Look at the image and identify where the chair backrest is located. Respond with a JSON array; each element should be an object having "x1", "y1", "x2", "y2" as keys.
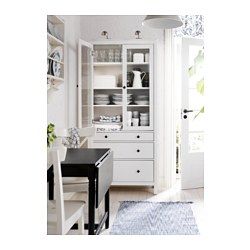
[{"x1": 51, "y1": 149, "x2": 65, "y2": 234}]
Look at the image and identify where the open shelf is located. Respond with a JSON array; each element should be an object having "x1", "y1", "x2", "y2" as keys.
[
  {"x1": 47, "y1": 15, "x2": 64, "y2": 24},
  {"x1": 47, "y1": 74, "x2": 64, "y2": 82},
  {"x1": 47, "y1": 32, "x2": 64, "y2": 46},
  {"x1": 47, "y1": 56, "x2": 64, "y2": 64}
]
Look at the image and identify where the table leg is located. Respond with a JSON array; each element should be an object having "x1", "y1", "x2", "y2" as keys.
[
  {"x1": 105, "y1": 189, "x2": 110, "y2": 229},
  {"x1": 88, "y1": 177, "x2": 95, "y2": 235},
  {"x1": 48, "y1": 175, "x2": 54, "y2": 200}
]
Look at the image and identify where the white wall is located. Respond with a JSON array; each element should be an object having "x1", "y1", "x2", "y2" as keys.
[
  {"x1": 47, "y1": 15, "x2": 81, "y2": 131},
  {"x1": 80, "y1": 15, "x2": 164, "y2": 41}
]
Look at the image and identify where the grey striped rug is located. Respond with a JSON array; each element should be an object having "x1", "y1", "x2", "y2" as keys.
[{"x1": 110, "y1": 201, "x2": 199, "y2": 235}]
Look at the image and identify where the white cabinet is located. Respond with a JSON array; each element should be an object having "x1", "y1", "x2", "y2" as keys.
[
  {"x1": 93, "y1": 132, "x2": 154, "y2": 141},
  {"x1": 113, "y1": 161, "x2": 154, "y2": 183},
  {"x1": 92, "y1": 142, "x2": 154, "y2": 159},
  {"x1": 78, "y1": 40, "x2": 155, "y2": 187}
]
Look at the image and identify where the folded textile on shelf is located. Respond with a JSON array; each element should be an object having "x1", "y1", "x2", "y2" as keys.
[{"x1": 94, "y1": 124, "x2": 122, "y2": 132}]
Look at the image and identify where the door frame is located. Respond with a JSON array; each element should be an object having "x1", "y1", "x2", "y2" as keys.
[{"x1": 180, "y1": 37, "x2": 204, "y2": 189}]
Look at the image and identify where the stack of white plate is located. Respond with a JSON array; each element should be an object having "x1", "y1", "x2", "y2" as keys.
[
  {"x1": 127, "y1": 93, "x2": 133, "y2": 104},
  {"x1": 134, "y1": 95, "x2": 149, "y2": 105},
  {"x1": 112, "y1": 93, "x2": 122, "y2": 105},
  {"x1": 112, "y1": 93, "x2": 133, "y2": 105},
  {"x1": 94, "y1": 94, "x2": 110, "y2": 105},
  {"x1": 140, "y1": 113, "x2": 149, "y2": 126}
]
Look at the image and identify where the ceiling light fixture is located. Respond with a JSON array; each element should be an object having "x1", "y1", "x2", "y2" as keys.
[{"x1": 142, "y1": 15, "x2": 183, "y2": 29}]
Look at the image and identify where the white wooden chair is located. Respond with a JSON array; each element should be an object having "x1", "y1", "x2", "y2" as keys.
[
  {"x1": 47, "y1": 149, "x2": 85, "y2": 235},
  {"x1": 62, "y1": 127, "x2": 95, "y2": 194}
]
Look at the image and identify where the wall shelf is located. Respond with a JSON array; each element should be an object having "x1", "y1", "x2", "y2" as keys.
[
  {"x1": 47, "y1": 56, "x2": 64, "y2": 65},
  {"x1": 47, "y1": 74, "x2": 64, "y2": 82},
  {"x1": 47, "y1": 15, "x2": 65, "y2": 92},
  {"x1": 47, "y1": 32, "x2": 64, "y2": 46}
]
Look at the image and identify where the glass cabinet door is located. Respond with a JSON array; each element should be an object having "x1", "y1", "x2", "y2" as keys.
[
  {"x1": 78, "y1": 40, "x2": 93, "y2": 128},
  {"x1": 123, "y1": 44, "x2": 153, "y2": 130}
]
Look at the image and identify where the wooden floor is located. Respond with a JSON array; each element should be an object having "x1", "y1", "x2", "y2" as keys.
[{"x1": 69, "y1": 179, "x2": 204, "y2": 235}]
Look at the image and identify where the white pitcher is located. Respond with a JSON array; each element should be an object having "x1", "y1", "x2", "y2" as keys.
[{"x1": 132, "y1": 70, "x2": 146, "y2": 88}]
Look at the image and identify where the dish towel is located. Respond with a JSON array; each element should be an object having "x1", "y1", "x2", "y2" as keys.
[{"x1": 63, "y1": 127, "x2": 80, "y2": 148}]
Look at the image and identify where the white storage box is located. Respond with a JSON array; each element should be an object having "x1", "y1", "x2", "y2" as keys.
[
  {"x1": 94, "y1": 75, "x2": 116, "y2": 88},
  {"x1": 133, "y1": 53, "x2": 144, "y2": 63}
]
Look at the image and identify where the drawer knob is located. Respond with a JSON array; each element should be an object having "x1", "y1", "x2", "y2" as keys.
[
  {"x1": 137, "y1": 135, "x2": 140, "y2": 139},
  {"x1": 137, "y1": 170, "x2": 140, "y2": 173},
  {"x1": 137, "y1": 149, "x2": 140, "y2": 153},
  {"x1": 104, "y1": 135, "x2": 108, "y2": 138}
]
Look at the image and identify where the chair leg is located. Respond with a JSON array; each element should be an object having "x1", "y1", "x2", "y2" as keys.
[{"x1": 78, "y1": 213, "x2": 84, "y2": 235}]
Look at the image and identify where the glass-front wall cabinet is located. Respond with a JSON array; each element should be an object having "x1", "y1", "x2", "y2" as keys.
[{"x1": 92, "y1": 43, "x2": 153, "y2": 131}]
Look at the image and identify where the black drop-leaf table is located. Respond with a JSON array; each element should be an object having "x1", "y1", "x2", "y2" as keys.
[{"x1": 47, "y1": 148, "x2": 113, "y2": 235}]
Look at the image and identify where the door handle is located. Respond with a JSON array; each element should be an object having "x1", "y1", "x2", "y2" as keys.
[{"x1": 183, "y1": 109, "x2": 193, "y2": 113}]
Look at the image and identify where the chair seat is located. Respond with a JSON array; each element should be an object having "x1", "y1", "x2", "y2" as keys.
[
  {"x1": 63, "y1": 177, "x2": 89, "y2": 193},
  {"x1": 63, "y1": 177, "x2": 89, "y2": 184},
  {"x1": 47, "y1": 200, "x2": 85, "y2": 234}
]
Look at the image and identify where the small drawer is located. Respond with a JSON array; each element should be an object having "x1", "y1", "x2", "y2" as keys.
[
  {"x1": 113, "y1": 161, "x2": 154, "y2": 182},
  {"x1": 92, "y1": 142, "x2": 153, "y2": 159},
  {"x1": 93, "y1": 132, "x2": 153, "y2": 141}
]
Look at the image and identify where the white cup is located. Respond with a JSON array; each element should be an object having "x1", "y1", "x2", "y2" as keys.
[
  {"x1": 127, "y1": 119, "x2": 132, "y2": 126},
  {"x1": 132, "y1": 118, "x2": 139, "y2": 126},
  {"x1": 127, "y1": 111, "x2": 132, "y2": 119},
  {"x1": 132, "y1": 111, "x2": 139, "y2": 118}
]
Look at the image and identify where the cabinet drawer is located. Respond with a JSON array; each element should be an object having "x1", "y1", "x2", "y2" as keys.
[
  {"x1": 93, "y1": 132, "x2": 153, "y2": 141},
  {"x1": 113, "y1": 161, "x2": 154, "y2": 182},
  {"x1": 92, "y1": 142, "x2": 153, "y2": 159}
]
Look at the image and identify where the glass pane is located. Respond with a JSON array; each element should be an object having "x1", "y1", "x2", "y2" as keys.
[
  {"x1": 81, "y1": 45, "x2": 92, "y2": 128},
  {"x1": 188, "y1": 44, "x2": 204, "y2": 153},
  {"x1": 93, "y1": 45, "x2": 122, "y2": 63},
  {"x1": 188, "y1": 89, "x2": 204, "y2": 110}
]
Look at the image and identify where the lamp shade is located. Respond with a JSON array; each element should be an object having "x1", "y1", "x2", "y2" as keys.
[{"x1": 142, "y1": 15, "x2": 183, "y2": 29}]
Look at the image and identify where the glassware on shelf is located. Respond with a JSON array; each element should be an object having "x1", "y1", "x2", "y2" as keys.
[
  {"x1": 93, "y1": 49, "x2": 98, "y2": 62},
  {"x1": 99, "y1": 49, "x2": 106, "y2": 62},
  {"x1": 127, "y1": 50, "x2": 133, "y2": 62},
  {"x1": 114, "y1": 49, "x2": 121, "y2": 62},
  {"x1": 108, "y1": 49, "x2": 114, "y2": 62}
]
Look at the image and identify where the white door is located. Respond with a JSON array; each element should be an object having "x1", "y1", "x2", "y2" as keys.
[
  {"x1": 181, "y1": 38, "x2": 204, "y2": 189},
  {"x1": 78, "y1": 39, "x2": 93, "y2": 128}
]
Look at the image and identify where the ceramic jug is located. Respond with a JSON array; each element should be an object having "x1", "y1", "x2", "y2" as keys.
[{"x1": 132, "y1": 70, "x2": 146, "y2": 88}]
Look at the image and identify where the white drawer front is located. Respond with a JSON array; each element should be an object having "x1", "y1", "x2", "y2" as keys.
[
  {"x1": 93, "y1": 132, "x2": 153, "y2": 141},
  {"x1": 113, "y1": 161, "x2": 154, "y2": 182},
  {"x1": 92, "y1": 142, "x2": 153, "y2": 159}
]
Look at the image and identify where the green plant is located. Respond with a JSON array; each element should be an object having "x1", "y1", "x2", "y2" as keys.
[{"x1": 47, "y1": 123, "x2": 57, "y2": 148}]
